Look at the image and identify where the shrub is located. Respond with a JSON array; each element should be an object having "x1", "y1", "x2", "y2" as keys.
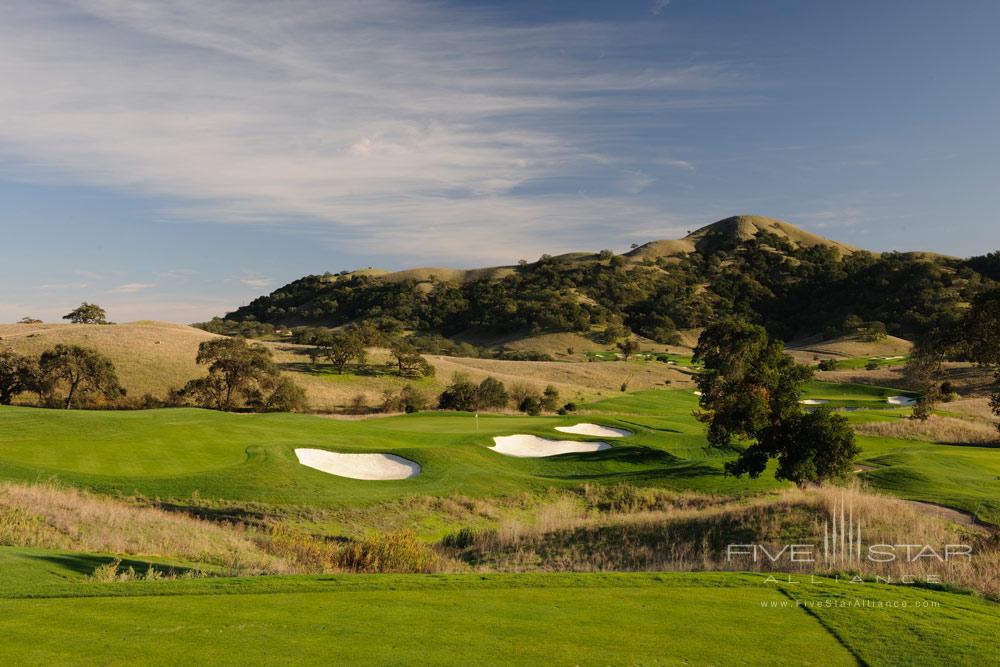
[
  {"x1": 476, "y1": 377, "x2": 508, "y2": 410},
  {"x1": 399, "y1": 385, "x2": 428, "y2": 413},
  {"x1": 348, "y1": 394, "x2": 369, "y2": 415},
  {"x1": 818, "y1": 359, "x2": 839, "y2": 371},
  {"x1": 519, "y1": 396, "x2": 542, "y2": 416},
  {"x1": 438, "y1": 373, "x2": 479, "y2": 411},
  {"x1": 541, "y1": 385, "x2": 560, "y2": 412},
  {"x1": 264, "y1": 378, "x2": 308, "y2": 412}
]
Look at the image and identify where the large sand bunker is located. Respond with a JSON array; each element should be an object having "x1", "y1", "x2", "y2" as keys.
[
  {"x1": 799, "y1": 399, "x2": 829, "y2": 405},
  {"x1": 887, "y1": 396, "x2": 917, "y2": 406},
  {"x1": 491, "y1": 435, "x2": 611, "y2": 458},
  {"x1": 294, "y1": 449, "x2": 420, "y2": 480},
  {"x1": 554, "y1": 423, "x2": 631, "y2": 438}
]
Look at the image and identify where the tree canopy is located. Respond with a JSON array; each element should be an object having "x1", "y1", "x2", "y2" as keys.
[
  {"x1": 38, "y1": 344, "x2": 124, "y2": 409},
  {"x1": 694, "y1": 319, "x2": 857, "y2": 485},
  {"x1": 63, "y1": 303, "x2": 110, "y2": 325}
]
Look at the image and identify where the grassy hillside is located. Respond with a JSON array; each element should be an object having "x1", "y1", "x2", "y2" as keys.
[
  {"x1": 0, "y1": 321, "x2": 217, "y2": 399},
  {"x1": 0, "y1": 565, "x2": 994, "y2": 665},
  {"x1": 0, "y1": 321, "x2": 691, "y2": 410}
]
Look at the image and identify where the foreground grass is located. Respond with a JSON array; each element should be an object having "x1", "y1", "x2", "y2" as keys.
[{"x1": 0, "y1": 566, "x2": 994, "y2": 665}]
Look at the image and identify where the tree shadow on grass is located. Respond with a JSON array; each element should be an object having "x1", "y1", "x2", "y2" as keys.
[
  {"x1": 278, "y1": 361, "x2": 398, "y2": 379},
  {"x1": 153, "y1": 501, "x2": 272, "y2": 527},
  {"x1": 25, "y1": 553, "x2": 196, "y2": 578},
  {"x1": 552, "y1": 446, "x2": 681, "y2": 466}
]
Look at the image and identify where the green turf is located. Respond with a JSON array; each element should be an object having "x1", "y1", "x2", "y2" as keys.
[
  {"x1": 0, "y1": 398, "x2": 779, "y2": 507},
  {"x1": 2, "y1": 383, "x2": 995, "y2": 522},
  {"x1": 0, "y1": 556, "x2": 994, "y2": 666}
]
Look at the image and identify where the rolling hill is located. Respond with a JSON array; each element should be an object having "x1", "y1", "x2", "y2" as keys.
[{"x1": 222, "y1": 214, "x2": 992, "y2": 345}]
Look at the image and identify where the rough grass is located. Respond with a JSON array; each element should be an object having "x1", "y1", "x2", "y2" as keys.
[
  {"x1": 856, "y1": 414, "x2": 999, "y2": 445},
  {"x1": 442, "y1": 484, "x2": 999, "y2": 598},
  {"x1": 0, "y1": 482, "x2": 286, "y2": 575}
]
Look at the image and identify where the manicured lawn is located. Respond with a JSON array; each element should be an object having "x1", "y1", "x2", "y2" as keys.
[
  {"x1": 2, "y1": 382, "x2": 995, "y2": 521},
  {"x1": 0, "y1": 562, "x2": 994, "y2": 666},
  {"x1": 0, "y1": 399, "x2": 778, "y2": 507}
]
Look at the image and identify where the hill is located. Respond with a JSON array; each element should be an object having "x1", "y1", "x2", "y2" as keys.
[
  {"x1": 0, "y1": 321, "x2": 217, "y2": 399},
  {"x1": 626, "y1": 214, "x2": 860, "y2": 260},
  {"x1": 222, "y1": 214, "x2": 994, "y2": 346},
  {"x1": 0, "y1": 321, "x2": 691, "y2": 411}
]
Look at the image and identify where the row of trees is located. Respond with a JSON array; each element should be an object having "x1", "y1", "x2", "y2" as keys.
[
  {"x1": 0, "y1": 345, "x2": 124, "y2": 408},
  {"x1": 298, "y1": 325, "x2": 434, "y2": 378},
  {"x1": 437, "y1": 374, "x2": 562, "y2": 415}
]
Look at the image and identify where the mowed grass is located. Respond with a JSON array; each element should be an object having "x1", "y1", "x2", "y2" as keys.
[
  {"x1": 0, "y1": 394, "x2": 779, "y2": 507},
  {"x1": 0, "y1": 563, "x2": 995, "y2": 666},
  {"x1": 2, "y1": 382, "x2": 994, "y2": 518}
]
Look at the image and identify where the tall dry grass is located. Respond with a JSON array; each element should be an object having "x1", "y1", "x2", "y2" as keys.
[
  {"x1": 440, "y1": 483, "x2": 999, "y2": 598},
  {"x1": 856, "y1": 414, "x2": 999, "y2": 445},
  {"x1": 0, "y1": 482, "x2": 288, "y2": 575}
]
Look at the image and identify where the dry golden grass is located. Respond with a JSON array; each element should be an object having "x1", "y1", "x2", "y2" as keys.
[
  {"x1": 454, "y1": 330, "x2": 690, "y2": 360},
  {"x1": 856, "y1": 414, "x2": 999, "y2": 445},
  {"x1": 0, "y1": 321, "x2": 690, "y2": 410},
  {"x1": 0, "y1": 321, "x2": 219, "y2": 400},
  {"x1": 0, "y1": 482, "x2": 288, "y2": 574},
  {"x1": 788, "y1": 333, "x2": 913, "y2": 359},
  {"x1": 429, "y1": 355, "x2": 691, "y2": 401},
  {"x1": 441, "y1": 484, "x2": 999, "y2": 598},
  {"x1": 944, "y1": 396, "x2": 998, "y2": 422},
  {"x1": 270, "y1": 343, "x2": 693, "y2": 410}
]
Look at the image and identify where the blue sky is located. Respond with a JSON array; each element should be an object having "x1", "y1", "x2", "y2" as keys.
[{"x1": 2, "y1": 0, "x2": 999, "y2": 322}]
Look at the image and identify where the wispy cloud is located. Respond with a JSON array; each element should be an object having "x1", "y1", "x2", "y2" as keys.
[
  {"x1": 650, "y1": 0, "x2": 672, "y2": 16},
  {"x1": 0, "y1": 1, "x2": 751, "y2": 263},
  {"x1": 37, "y1": 282, "x2": 90, "y2": 292},
  {"x1": 109, "y1": 282, "x2": 156, "y2": 294},
  {"x1": 239, "y1": 276, "x2": 272, "y2": 289}
]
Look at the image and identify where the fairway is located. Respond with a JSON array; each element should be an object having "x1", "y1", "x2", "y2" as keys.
[
  {"x1": 2, "y1": 384, "x2": 997, "y2": 520},
  {"x1": 1, "y1": 567, "x2": 996, "y2": 666},
  {"x1": 0, "y1": 394, "x2": 783, "y2": 506}
]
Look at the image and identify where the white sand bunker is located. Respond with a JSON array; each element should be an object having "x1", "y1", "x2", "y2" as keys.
[
  {"x1": 555, "y1": 423, "x2": 631, "y2": 438},
  {"x1": 693, "y1": 391, "x2": 703, "y2": 396},
  {"x1": 294, "y1": 448, "x2": 420, "y2": 480},
  {"x1": 887, "y1": 396, "x2": 917, "y2": 406},
  {"x1": 491, "y1": 435, "x2": 611, "y2": 458},
  {"x1": 799, "y1": 399, "x2": 829, "y2": 405}
]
